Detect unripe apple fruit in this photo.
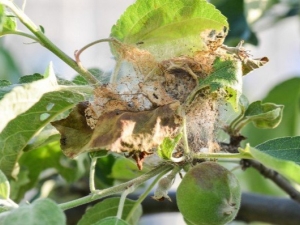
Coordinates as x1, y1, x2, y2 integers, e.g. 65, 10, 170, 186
176, 162, 241, 225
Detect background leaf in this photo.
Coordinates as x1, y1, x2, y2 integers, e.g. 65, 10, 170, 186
10, 141, 87, 201
242, 77, 300, 145
243, 101, 283, 129
94, 217, 129, 225
246, 136, 300, 184
77, 197, 142, 225
18, 74, 44, 84
110, 158, 146, 181
211, 0, 258, 46
0, 198, 66, 225
110, 0, 228, 60
0, 170, 9, 199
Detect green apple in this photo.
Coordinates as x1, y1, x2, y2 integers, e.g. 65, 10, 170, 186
176, 162, 241, 225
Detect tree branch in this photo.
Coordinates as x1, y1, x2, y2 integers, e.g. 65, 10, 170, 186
241, 159, 300, 204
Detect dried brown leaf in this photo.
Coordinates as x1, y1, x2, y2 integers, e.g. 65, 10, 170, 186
242, 57, 269, 75
52, 101, 182, 169
51, 101, 93, 158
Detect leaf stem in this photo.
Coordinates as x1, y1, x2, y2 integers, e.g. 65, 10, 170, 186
1, 0, 99, 85
193, 152, 253, 160
125, 166, 170, 222
74, 38, 115, 63
182, 116, 190, 155
117, 185, 135, 219
58, 163, 174, 211
0, 30, 40, 42
89, 157, 98, 193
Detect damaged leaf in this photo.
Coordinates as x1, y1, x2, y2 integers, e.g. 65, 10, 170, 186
197, 56, 242, 109
110, 0, 228, 60
242, 57, 269, 75
51, 101, 93, 157
52, 101, 182, 169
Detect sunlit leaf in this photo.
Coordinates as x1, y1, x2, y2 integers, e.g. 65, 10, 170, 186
0, 5, 17, 34
110, 0, 228, 60
0, 64, 93, 177
157, 133, 182, 160
0, 63, 58, 132
0, 198, 66, 225
0, 170, 9, 199
77, 197, 142, 225
245, 136, 300, 184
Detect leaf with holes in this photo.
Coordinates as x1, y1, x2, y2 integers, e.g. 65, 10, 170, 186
197, 56, 242, 109
0, 63, 93, 177
52, 102, 182, 169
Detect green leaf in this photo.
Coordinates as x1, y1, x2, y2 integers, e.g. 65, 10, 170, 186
95, 154, 117, 187
89, 150, 108, 159
0, 64, 93, 177
157, 133, 182, 160
0, 170, 9, 199
0, 80, 11, 87
23, 133, 60, 152
0, 63, 58, 132
242, 77, 300, 145
0, 5, 17, 34
110, 0, 228, 60
110, 158, 146, 181
10, 142, 86, 201
18, 74, 44, 84
199, 56, 242, 109
77, 197, 142, 225
246, 136, 300, 184
93, 217, 129, 225
0, 5, 3, 23
9, 169, 30, 201
243, 101, 283, 129
0, 198, 66, 225
73, 68, 107, 85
